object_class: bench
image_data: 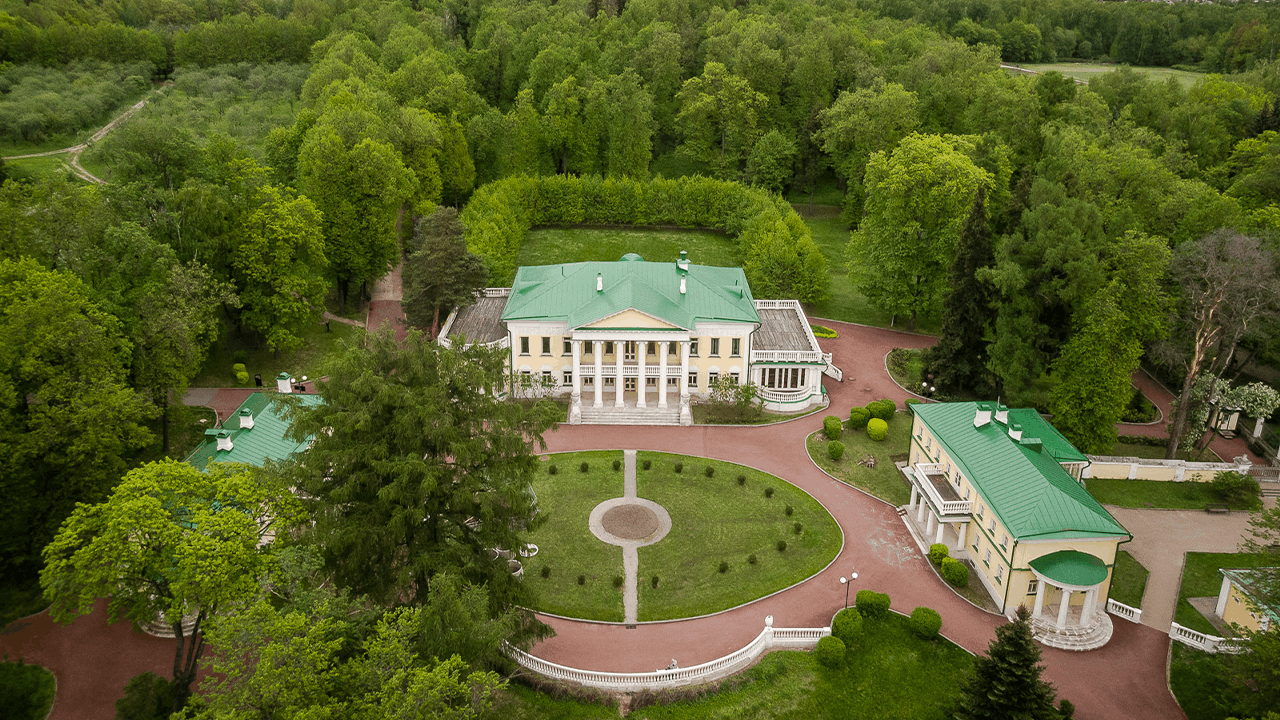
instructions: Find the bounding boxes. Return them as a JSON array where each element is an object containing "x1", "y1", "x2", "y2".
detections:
[{"x1": 1205, "y1": 504, "x2": 1231, "y2": 514}]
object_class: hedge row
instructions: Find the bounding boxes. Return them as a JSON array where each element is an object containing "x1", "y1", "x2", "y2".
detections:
[{"x1": 460, "y1": 174, "x2": 829, "y2": 303}]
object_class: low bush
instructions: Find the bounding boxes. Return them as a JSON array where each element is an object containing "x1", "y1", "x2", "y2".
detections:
[
  {"x1": 810, "y1": 324, "x2": 838, "y2": 338},
  {"x1": 235, "y1": 370, "x2": 250, "y2": 386},
  {"x1": 651, "y1": 575, "x2": 659, "y2": 588},
  {"x1": 643, "y1": 460, "x2": 652, "y2": 470},
  {"x1": 827, "y1": 440, "x2": 845, "y2": 461},
  {"x1": 764, "y1": 487, "x2": 775, "y2": 498},
  {"x1": 814, "y1": 636, "x2": 846, "y2": 668},
  {"x1": 823, "y1": 415, "x2": 842, "y2": 440},
  {"x1": 612, "y1": 459, "x2": 621, "y2": 471},
  {"x1": 868, "y1": 399, "x2": 897, "y2": 420},
  {"x1": 776, "y1": 539, "x2": 787, "y2": 552},
  {"x1": 705, "y1": 466, "x2": 715, "y2": 478},
  {"x1": 114, "y1": 671, "x2": 173, "y2": 720},
  {"x1": 737, "y1": 474, "x2": 746, "y2": 486},
  {"x1": 831, "y1": 608, "x2": 864, "y2": 646},
  {"x1": 548, "y1": 465, "x2": 558, "y2": 475},
  {"x1": 855, "y1": 590, "x2": 890, "y2": 618},
  {"x1": 910, "y1": 607, "x2": 942, "y2": 640},
  {"x1": 577, "y1": 574, "x2": 585, "y2": 585},
  {"x1": 793, "y1": 522, "x2": 802, "y2": 534},
  {"x1": 747, "y1": 553, "x2": 757, "y2": 565},
  {"x1": 674, "y1": 462, "x2": 683, "y2": 473},
  {"x1": 718, "y1": 561, "x2": 729, "y2": 573},
  {"x1": 579, "y1": 462, "x2": 589, "y2": 473},
  {"x1": 613, "y1": 575, "x2": 624, "y2": 589},
  {"x1": 940, "y1": 557, "x2": 969, "y2": 587},
  {"x1": 541, "y1": 566, "x2": 551, "y2": 578},
  {"x1": 867, "y1": 418, "x2": 888, "y2": 441},
  {"x1": 849, "y1": 406, "x2": 871, "y2": 429},
  {"x1": 1210, "y1": 470, "x2": 1261, "y2": 508},
  {"x1": 785, "y1": 505, "x2": 794, "y2": 516},
  {"x1": 232, "y1": 349, "x2": 249, "y2": 364},
  {"x1": 928, "y1": 543, "x2": 949, "y2": 566},
  {"x1": 232, "y1": 362, "x2": 246, "y2": 374}
]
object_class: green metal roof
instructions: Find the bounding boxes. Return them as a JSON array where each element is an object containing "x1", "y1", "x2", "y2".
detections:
[
  {"x1": 1030, "y1": 550, "x2": 1109, "y2": 587},
  {"x1": 913, "y1": 402, "x2": 1128, "y2": 541},
  {"x1": 501, "y1": 256, "x2": 760, "y2": 328},
  {"x1": 1221, "y1": 568, "x2": 1280, "y2": 621},
  {"x1": 185, "y1": 392, "x2": 323, "y2": 471}
]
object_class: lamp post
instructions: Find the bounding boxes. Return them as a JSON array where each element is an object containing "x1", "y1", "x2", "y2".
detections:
[{"x1": 840, "y1": 571, "x2": 859, "y2": 609}]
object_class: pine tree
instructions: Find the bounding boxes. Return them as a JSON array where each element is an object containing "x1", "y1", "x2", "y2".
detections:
[
  {"x1": 953, "y1": 606, "x2": 1062, "y2": 720},
  {"x1": 921, "y1": 190, "x2": 994, "y2": 396},
  {"x1": 402, "y1": 207, "x2": 489, "y2": 338}
]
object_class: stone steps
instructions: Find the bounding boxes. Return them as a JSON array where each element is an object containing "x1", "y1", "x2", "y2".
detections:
[
  {"x1": 580, "y1": 407, "x2": 681, "y2": 426},
  {"x1": 1030, "y1": 612, "x2": 1114, "y2": 651}
]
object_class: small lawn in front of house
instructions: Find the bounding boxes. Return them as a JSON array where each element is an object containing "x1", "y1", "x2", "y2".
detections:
[
  {"x1": 1174, "y1": 551, "x2": 1279, "y2": 635},
  {"x1": 1109, "y1": 550, "x2": 1150, "y2": 608},
  {"x1": 808, "y1": 413, "x2": 913, "y2": 506},
  {"x1": 1085, "y1": 478, "x2": 1251, "y2": 511}
]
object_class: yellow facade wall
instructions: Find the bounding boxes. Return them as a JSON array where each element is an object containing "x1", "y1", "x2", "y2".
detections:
[{"x1": 1222, "y1": 583, "x2": 1268, "y2": 632}]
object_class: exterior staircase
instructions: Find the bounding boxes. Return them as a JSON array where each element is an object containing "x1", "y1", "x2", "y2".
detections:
[
  {"x1": 1030, "y1": 610, "x2": 1114, "y2": 651},
  {"x1": 579, "y1": 404, "x2": 681, "y2": 426}
]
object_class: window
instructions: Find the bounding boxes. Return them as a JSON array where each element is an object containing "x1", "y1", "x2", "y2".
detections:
[
  {"x1": 730, "y1": 371, "x2": 740, "y2": 384},
  {"x1": 995, "y1": 565, "x2": 1004, "y2": 584},
  {"x1": 688, "y1": 372, "x2": 699, "y2": 388},
  {"x1": 669, "y1": 343, "x2": 678, "y2": 356},
  {"x1": 925, "y1": 437, "x2": 931, "y2": 450},
  {"x1": 647, "y1": 342, "x2": 656, "y2": 356},
  {"x1": 1000, "y1": 534, "x2": 1009, "y2": 550},
  {"x1": 646, "y1": 377, "x2": 657, "y2": 387},
  {"x1": 690, "y1": 339, "x2": 699, "y2": 356},
  {"x1": 1027, "y1": 579, "x2": 1039, "y2": 595},
  {"x1": 583, "y1": 375, "x2": 594, "y2": 387},
  {"x1": 520, "y1": 337, "x2": 530, "y2": 355},
  {"x1": 604, "y1": 377, "x2": 615, "y2": 387},
  {"x1": 915, "y1": 424, "x2": 922, "y2": 439},
  {"x1": 976, "y1": 504, "x2": 985, "y2": 520},
  {"x1": 563, "y1": 370, "x2": 573, "y2": 386},
  {"x1": 913, "y1": 452, "x2": 919, "y2": 464},
  {"x1": 963, "y1": 487, "x2": 970, "y2": 500},
  {"x1": 731, "y1": 338, "x2": 741, "y2": 356},
  {"x1": 708, "y1": 371, "x2": 720, "y2": 385},
  {"x1": 624, "y1": 341, "x2": 637, "y2": 360},
  {"x1": 541, "y1": 337, "x2": 551, "y2": 355},
  {"x1": 987, "y1": 519, "x2": 996, "y2": 534},
  {"x1": 761, "y1": 367, "x2": 807, "y2": 389},
  {"x1": 710, "y1": 338, "x2": 720, "y2": 356},
  {"x1": 564, "y1": 339, "x2": 572, "y2": 354},
  {"x1": 605, "y1": 341, "x2": 615, "y2": 355},
  {"x1": 983, "y1": 549, "x2": 992, "y2": 566},
  {"x1": 667, "y1": 376, "x2": 679, "y2": 387}
]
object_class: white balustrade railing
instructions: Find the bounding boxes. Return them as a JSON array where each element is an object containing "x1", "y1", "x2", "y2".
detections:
[
  {"x1": 754, "y1": 299, "x2": 800, "y2": 310},
  {"x1": 752, "y1": 350, "x2": 827, "y2": 364},
  {"x1": 758, "y1": 387, "x2": 814, "y2": 404},
  {"x1": 913, "y1": 463, "x2": 971, "y2": 516},
  {"x1": 1169, "y1": 622, "x2": 1248, "y2": 654},
  {"x1": 484, "y1": 287, "x2": 511, "y2": 297},
  {"x1": 506, "y1": 617, "x2": 829, "y2": 691},
  {"x1": 1105, "y1": 598, "x2": 1142, "y2": 624}
]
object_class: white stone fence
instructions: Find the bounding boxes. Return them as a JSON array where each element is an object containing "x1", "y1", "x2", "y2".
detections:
[
  {"x1": 505, "y1": 616, "x2": 829, "y2": 692},
  {"x1": 1169, "y1": 622, "x2": 1248, "y2": 654},
  {"x1": 1083, "y1": 454, "x2": 1252, "y2": 483},
  {"x1": 1105, "y1": 598, "x2": 1142, "y2": 624}
]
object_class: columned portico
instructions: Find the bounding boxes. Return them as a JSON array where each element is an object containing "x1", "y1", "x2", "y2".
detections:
[
  {"x1": 593, "y1": 341, "x2": 603, "y2": 408},
  {"x1": 637, "y1": 343, "x2": 647, "y2": 408},
  {"x1": 567, "y1": 331, "x2": 693, "y2": 425},
  {"x1": 570, "y1": 340, "x2": 582, "y2": 424},
  {"x1": 614, "y1": 344, "x2": 625, "y2": 408},
  {"x1": 659, "y1": 342, "x2": 669, "y2": 409},
  {"x1": 1026, "y1": 550, "x2": 1114, "y2": 651}
]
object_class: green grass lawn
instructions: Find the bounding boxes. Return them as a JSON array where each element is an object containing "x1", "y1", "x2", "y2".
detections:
[
  {"x1": 1110, "y1": 550, "x2": 1150, "y2": 608},
  {"x1": 690, "y1": 404, "x2": 817, "y2": 425},
  {"x1": 191, "y1": 320, "x2": 363, "y2": 388},
  {"x1": 0, "y1": 661, "x2": 56, "y2": 720},
  {"x1": 484, "y1": 684, "x2": 618, "y2": 720},
  {"x1": 886, "y1": 348, "x2": 925, "y2": 394},
  {"x1": 136, "y1": 404, "x2": 218, "y2": 465},
  {"x1": 1109, "y1": 442, "x2": 1220, "y2": 462},
  {"x1": 635, "y1": 452, "x2": 841, "y2": 621},
  {"x1": 1175, "y1": 551, "x2": 1280, "y2": 635},
  {"x1": 517, "y1": 227, "x2": 737, "y2": 268},
  {"x1": 1017, "y1": 62, "x2": 1204, "y2": 89},
  {"x1": 1169, "y1": 642, "x2": 1237, "y2": 720},
  {"x1": 2, "y1": 154, "x2": 79, "y2": 182},
  {"x1": 808, "y1": 414, "x2": 913, "y2": 506},
  {"x1": 1085, "y1": 478, "x2": 1253, "y2": 511},
  {"x1": 525, "y1": 452, "x2": 629, "y2": 621}
]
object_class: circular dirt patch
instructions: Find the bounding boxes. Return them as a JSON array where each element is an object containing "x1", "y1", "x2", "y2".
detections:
[{"x1": 601, "y1": 504, "x2": 659, "y2": 540}]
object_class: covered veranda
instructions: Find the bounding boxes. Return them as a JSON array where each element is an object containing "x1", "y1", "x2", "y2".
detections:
[{"x1": 1026, "y1": 550, "x2": 1115, "y2": 651}]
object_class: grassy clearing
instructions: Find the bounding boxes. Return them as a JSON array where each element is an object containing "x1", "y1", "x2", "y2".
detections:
[
  {"x1": 524, "y1": 451, "x2": 629, "y2": 622},
  {"x1": 808, "y1": 414, "x2": 913, "y2": 506},
  {"x1": 1169, "y1": 642, "x2": 1238, "y2": 720},
  {"x1": 1175, "y1": 552, "x2": 1279, "y2": 635},
  {"x1": 0, "y1": 661, "x2": 56, "y2": 720},
  {"x1": 1110, "y1": 550, "x2": 1150, "y2": 608},
  {"x1": 886, "y1": 348, "x2": 926, "y2": 393},
  {"x1": 517, "y1": 227, "x2": 736, "y2": 268},
  {"x1": 1085, "y1": 478, "x2": 1249, "y2": 511},
  {"x1": 1017, "y1": 63, "x2": 1204, "y2": 89},
  {"x1": 635, "y1": 452, "x2": 841, "y2": 621},
  {"x1": 2, "y1": 154, "x2": 79, "y2": 182},
  {"x1": 484, "y1": 684, "x2": 618, "y2": 720},
  {"x1": 191, "y1": 319, "x2": 363, "y2": 388},
  {"x1": 137, "y1": 404, "x2": 219, "y2": 465}
]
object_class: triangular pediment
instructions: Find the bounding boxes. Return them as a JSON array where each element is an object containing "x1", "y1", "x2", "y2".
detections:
[{"x1": 580, "y1": 308, "x2": 683, "y2": 330}]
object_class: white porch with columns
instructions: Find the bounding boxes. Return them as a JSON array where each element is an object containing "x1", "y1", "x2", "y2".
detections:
[
  {"x1": 1025, "y1": 551, "x2": 1115, "y2": 651},
  {"x1": 570, "y1": 330, "x2": 692, "y2": 426}
]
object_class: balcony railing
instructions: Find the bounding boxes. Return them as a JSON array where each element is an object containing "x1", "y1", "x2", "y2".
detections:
[
  {"x1": 913, "y1": 463, "x2": 971, "y2": 516},
  {"x1": 751, "y1": 349, "x2": 827, "y2": 363},
  {"x1": 757, "y1": 387, "x2": 817, "y2": 404}
]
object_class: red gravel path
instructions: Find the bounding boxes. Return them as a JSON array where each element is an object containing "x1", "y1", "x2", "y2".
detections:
[
  {"x1": 1120, "y1": 369, "x2": 1263, "y2": 465},
  {"x1": 530, "y1": 319, "x2": 1184, "y2": 720}
]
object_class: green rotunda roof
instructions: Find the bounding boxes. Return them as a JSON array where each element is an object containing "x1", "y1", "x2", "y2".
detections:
[
  {"x1": 912, "y1": 402, "x2": 1127, "y2": 542},
  {"x1": 501, "y1": 255, "x2": 760, "y2": 329},
  {"x1": 1030, "y1": 550, "x2": 1109, "y2": 587},
  {"x1": 185, "y1": 392, "x2": 323, "y2": 471}
]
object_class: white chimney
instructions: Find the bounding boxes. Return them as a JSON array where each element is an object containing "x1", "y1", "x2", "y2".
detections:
[
  {"x1": 216, "y1": 430, "x2": 233, "y2": 452},
  {"x1": 277, "y1": 372, "x2": 292, "y2": 394},
  {"x1": 973, "y1": 403, "x2": 992, "y2": 427},
  {"x1": 680, "y1": 276, "x2": 687, "y2": 294},
  {"x1": 678, "y1": 250, "x2": 689, "y2": 271},
  {"x1": 1008, "y1": 423, "x2": 1023, "y2": 442},
  {"x1": 596, "y1": 273, "x2": 603, "y2": 292},
  {"x1": 994, "y1": 404, "x2": 1008, "y2": 425},
  {"x1": 238, "y1": 407, "x2": 254, "y2": 430}
]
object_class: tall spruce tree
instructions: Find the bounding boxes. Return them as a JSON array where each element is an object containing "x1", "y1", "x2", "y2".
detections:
[
  {"x1": 953, "y1": 606, "x2": 1064, "y2": 720},
  {"x1": 921, "y1": 191, "x2": 995, "y2": 396},
  {"x1": 402, "y1": 207, "x2": 489, "y2": 339}
]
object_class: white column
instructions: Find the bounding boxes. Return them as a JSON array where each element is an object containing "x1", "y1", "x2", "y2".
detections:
[
  {"x1": 615, "y1": 342, "x2": 625, "y2": 407},
  {"x1": 934, "y1": 519, "x2": 945, "y2": 545},
  {"x1": 909, "y1": 485, "x2": 919, "y2": 510},
  {"x1": 926, "y1": 512, "x2": 937, "y2": 538},
  {"x1": 593, "y1": 341, "x2": 603, "y2": 408},
  {"x1": 679, "y1": 340, "x2": 691, "y2": 425},
  {"x1": 1216, "y1": 576, "x2": 1233, "y2": 618},
  {"x1": 659, "y1": 341, "x2": 669, "y2": 409},
  {"x1": 570, "y1": 340, "x2": 582, "y2": 424},
  {"x1": 1056, "y1": 588, "x2": 1072, "y2": 629},
  {"x1": 1033, "y1": 579, "x2": 1046, "y2": 618},
  {"x1": 1081, "y1": 587, "x2": 1098, "y2": 625},
  {"x1": 637, "y1": 342, "x2": 647, "y2": 408},
  {"x1": 956, "y1": 521, "x2": 967, "y2": 548},
  {"x1": 917, "y1": 497, "x2": 927, "y2": 523}
]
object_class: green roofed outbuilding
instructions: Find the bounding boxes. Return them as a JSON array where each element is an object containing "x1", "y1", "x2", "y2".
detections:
[{"x1": 185, "y1": 392, "x2": 323, "y2": 472}]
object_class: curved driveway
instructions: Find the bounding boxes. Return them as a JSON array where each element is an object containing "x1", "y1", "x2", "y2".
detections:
[{"x1": 530, "y1": 319, "x2": 1185, "y2": 720}]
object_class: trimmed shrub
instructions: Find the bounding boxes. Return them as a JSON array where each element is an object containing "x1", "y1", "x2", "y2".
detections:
[
  {"x1": 651, "y1": 575, "x2": 659, "y2": 588},
  {"x1": 866, "y1": 418, "x2": 888, "y2": 441},
  {"x1": 704, "y1": 466, "x2": 715, "y2": 478},
  {"x1": 748, "y1": 553, "x2": 758, "y2": 565},
  {"x1": 810, "y1": 324, "x2": 838, "y2": 338},
  {"x1": 737, "y1": 474, "x2": 746, "y2": 486},
  {"x1": 764, "y1": 487, "x2": 775, "y2": 498},
  {"x1": 793, "y1": 522, "x2": 802, "y2": 534},
  {"x1": 776, "y1": 539, "x2": 787, "y2": 552},
  {"x1": 831, "y1": 608, "x2": 864, "y2": 646},
  {"x1": 823, "y1": 415, "x2": 842, "y2": 440},
  {"x1": 674, "y1": 462, "x2": 683, "y2": 473},
  {"x1": 855, "y1": 590, "x2": 891, "y2": 618},
  {"x1": 718, "y1": 561, "x2": 729, "y2": 573},
  {"x1": 940, "y1": 557, "x2": 969, "y2": 587},
  {"x1": 1210, "y1": 470, "x2": 1261, "y2": 508},
  {"x1": 580, "y1": 462, "x2": 590, "y2": 473},
  {"x1": 612, "y1": 459, "x2": 621, "y2": 471},
  {"x1": 868, "y1": 399, "x2": 897, "y2": 420},
  {"x1": 814, "y1": 636, "x2": 846, "y2": 668},
  {"x1": 577, "y1": 574, "x2": 586, "y2": 585},
  {"x1": 785, "y1": 505, "x2": 794, "y2": 516},
  {"x1": 548, "y1": 465, "x2": 558, "y2": 475},
  {"x1": 849, "y1": 406, "x2": 871, "y2": 429},
  {"x1": 613, "y1": 575, "x2": 624, "y2": 589},
  {"x1": 643, "y1": 460, "x2": 652, "y2": 470},
  {"x1": 232, "y1": 362, "x2": 246, "y2": 374},
  {"x1": 910, "y1": 607, "x2": 942, "y2": 640},
  {"x1": 827, "y1": 440, "x2": 845, "y2": 461},
  {"x1": 540, "y1": 566, "x2": 551, "y2": 578},
  {"x1": 928, "y1": 543, "x2": 949, "y2": 566},
  {"x1": 232, "y1": 349, "x2": 249, "y2": 364},
  {"x1": 236, "y1": 370, "x2": 251, "y2": 386}
]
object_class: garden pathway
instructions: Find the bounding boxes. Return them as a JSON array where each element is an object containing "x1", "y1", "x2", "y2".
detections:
[
  {"x1": 530, "y1": 319, "x2": 1185, "y2": 720},
  {"x1": 366, "y1": 259, "x2": 408, "y2": 342},
  {"x1": 1120, "y1": 369, "x2": 1263, "y2": 465}
]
